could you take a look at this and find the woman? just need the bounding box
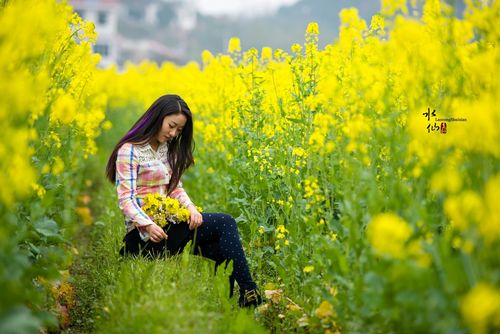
[105,94,262,308]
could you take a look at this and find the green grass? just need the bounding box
[67,184,268,334]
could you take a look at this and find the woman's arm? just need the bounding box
[116,143,155,229]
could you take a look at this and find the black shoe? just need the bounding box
[238,288,263,308]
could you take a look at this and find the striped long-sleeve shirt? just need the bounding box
[116,141,194,241]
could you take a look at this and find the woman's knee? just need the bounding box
[202,212,235,224]
[219,213,238,231]
[214,213,234,223]
[200,213,238,234]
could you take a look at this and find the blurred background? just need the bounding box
[70,0,466,68]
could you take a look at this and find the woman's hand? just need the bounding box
[187,204,203,230]
[145,223,168,243]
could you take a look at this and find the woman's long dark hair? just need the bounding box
[105,94,195,195]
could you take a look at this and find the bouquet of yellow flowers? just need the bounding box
[142,193,201,228]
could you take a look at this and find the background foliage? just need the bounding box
[0,0,498,333]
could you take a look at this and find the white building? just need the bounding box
[71,0,120,68]
[69,0,197,67]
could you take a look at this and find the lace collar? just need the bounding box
[133,141,169,163]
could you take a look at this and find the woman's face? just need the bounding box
[156,113,187,144]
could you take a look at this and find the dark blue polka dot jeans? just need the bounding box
[120,212,257,292]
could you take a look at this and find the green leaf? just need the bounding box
[33,218,59,237]
[0,306,43,334]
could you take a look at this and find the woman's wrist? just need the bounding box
[139,223,154,231]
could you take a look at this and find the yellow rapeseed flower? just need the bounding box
[444,191,484,231]
[261,47,272,61]
[201,49,213,64]
[461,283,500,334]
[314,300,334,319]
[142,193,194,227]
[101,120,113,130]
[82,20,97,43]
[480,174,500,243]
[303,265,314,273]
[276,224,289,234]
[75,207,93,226]
[291,43,303,53]
[430,166,463,194]
[370,14,386,35]
[50,94,76,125]
[31,183,46,199]
[52,156,65,176]
[306,22,319,35]
[367,213,412,259]
[227,37,241,53]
